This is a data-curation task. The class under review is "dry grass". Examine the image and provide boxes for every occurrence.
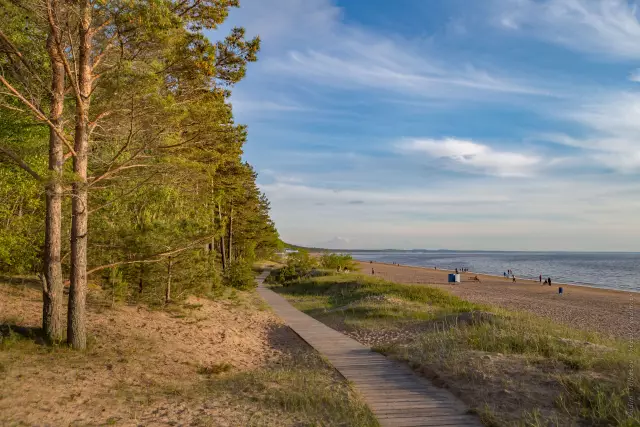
[276,273,639,426]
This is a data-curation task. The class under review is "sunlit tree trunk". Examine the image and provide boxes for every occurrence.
[42,22,65,342]
[68,0,92,350]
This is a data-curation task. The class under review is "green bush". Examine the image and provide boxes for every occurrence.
[266,250,319,285]
[287,250,317,272]
[223,260,257,290]
[319,252,358,271]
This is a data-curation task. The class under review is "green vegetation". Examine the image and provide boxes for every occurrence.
[276,273,639,427]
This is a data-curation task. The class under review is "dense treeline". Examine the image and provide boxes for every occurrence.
[0,0,279,348]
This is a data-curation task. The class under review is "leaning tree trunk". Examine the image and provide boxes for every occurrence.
[42,28,65,342]
[68,1,92,350]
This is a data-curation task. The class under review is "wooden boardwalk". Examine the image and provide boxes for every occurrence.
[256,273,481,427]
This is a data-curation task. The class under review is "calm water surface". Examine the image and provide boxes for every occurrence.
[349,251,639,292]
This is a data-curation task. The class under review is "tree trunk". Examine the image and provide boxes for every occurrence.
[42,26,65,342]
[228,204,233,264]
[218,200,226,271]
[165,258,172,304]
[68,1,92,350]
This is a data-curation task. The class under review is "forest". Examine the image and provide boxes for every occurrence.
[0,0,280,349]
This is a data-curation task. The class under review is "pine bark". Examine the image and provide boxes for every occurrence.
[42,26,65,342]
[68,1,92,350]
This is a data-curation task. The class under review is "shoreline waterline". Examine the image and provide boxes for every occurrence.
[356,258,640,295]
[348,250,639,294]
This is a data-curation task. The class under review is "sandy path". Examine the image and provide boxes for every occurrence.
[358,261,638,339]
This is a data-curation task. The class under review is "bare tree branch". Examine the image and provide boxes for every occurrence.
[0,75,76,156]
[87,234,215,276]
[0,145,43,181]
[0,29,48,92]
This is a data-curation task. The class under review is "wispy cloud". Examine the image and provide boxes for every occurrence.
[267,46,549,98]
[495,0,640,59]
[630,69,640,82]
[546,92,640,173]
[398,138,541,177]
[231,97,309,115]
[226,0,550,100]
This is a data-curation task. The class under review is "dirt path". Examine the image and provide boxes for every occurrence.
[359,261,638,339]
[257,272,482,427]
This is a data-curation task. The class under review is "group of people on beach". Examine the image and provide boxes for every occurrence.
[540,275,552,286]
[368,260,556,288]
[503,270,517,282]
[502,270,553,286]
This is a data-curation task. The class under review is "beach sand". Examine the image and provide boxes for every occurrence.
[358,260,638,339]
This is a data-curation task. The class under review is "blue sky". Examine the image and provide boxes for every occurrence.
[213,0,640,251]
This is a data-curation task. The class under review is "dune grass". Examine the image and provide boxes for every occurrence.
[275,273,639,427]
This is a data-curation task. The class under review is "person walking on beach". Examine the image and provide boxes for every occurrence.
[371,268,375,275]
[548,277,552,286]
[539,274,542,283]
[512,275,516,282]
[455,268,459,274]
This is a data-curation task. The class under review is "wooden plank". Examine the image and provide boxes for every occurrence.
[255,273,482,427]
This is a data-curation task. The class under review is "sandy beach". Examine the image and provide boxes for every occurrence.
[358,260,638,339]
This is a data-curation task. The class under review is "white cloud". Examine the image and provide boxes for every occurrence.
[630,69,640,82]
[495,0,640,59]
[398,138,541,177]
